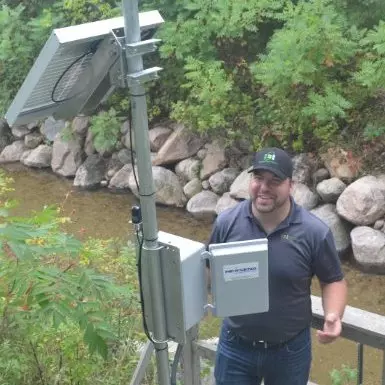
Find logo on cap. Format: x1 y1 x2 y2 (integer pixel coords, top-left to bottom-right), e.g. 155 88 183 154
261 152 276 163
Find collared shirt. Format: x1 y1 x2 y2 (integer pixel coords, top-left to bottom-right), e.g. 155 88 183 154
208 197 344 343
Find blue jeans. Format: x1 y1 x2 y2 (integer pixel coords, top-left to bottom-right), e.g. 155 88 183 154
214 325 312 385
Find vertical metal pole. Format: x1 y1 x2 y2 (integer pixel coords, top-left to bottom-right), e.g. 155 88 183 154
122 2 170 385
357 343 363 385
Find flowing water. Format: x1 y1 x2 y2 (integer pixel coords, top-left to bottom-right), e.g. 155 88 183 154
1 163 384 385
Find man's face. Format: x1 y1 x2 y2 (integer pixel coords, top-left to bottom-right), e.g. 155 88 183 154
249 170 292 214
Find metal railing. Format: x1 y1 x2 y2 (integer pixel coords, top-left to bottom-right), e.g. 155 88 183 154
181 295 385 385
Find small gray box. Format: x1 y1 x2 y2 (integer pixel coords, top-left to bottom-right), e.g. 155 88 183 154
208 239 269 317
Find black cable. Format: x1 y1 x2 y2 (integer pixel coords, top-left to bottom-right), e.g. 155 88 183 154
51 40 100 103
136 229 168 350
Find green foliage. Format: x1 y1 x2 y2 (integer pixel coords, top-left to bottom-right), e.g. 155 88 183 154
355 21 385 92
330 364 357 385
0 171 149 384
89 108 122 153
60 0 120 25
171 58 255 138
0 4 56 114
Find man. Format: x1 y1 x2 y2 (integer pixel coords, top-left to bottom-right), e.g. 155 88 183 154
208 147 347 385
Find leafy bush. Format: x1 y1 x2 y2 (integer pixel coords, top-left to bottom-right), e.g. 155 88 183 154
89 108 122 153
0 171 148 384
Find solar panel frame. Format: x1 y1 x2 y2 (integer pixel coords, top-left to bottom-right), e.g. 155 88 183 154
5 11 164 127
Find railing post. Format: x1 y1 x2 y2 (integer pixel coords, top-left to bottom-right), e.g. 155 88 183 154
181 324 201 385
357 343 364 385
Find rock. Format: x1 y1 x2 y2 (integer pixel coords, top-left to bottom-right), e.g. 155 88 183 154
105 157 124 180
20 150 33 163
117 148 133 165
311 204 352 256
51 134 84 177
175 158 201 183
336 175 385 225
109 164 133 190
24 132 44 149
312 168 330 185
209 168 239 195
316 177 346 203
129 166 187 207
229 170 250 200
186 191 219 220
351 226 385 274
197 149 207 160
72 116 90 137
320 147 361 183
200 140 227 180
21 145 52 168
0 119 14 153
11 125 30 139
292 153 313 184
27 121 39 131
149 125 172 152
74 154 107 188
122 129 135 150
374 219 385 230
216 193 239 215
202 180 210 190
153 124 205 166
0 140 27 163
84 129 96 156
121 120 130 135
291 183 318 210
41 116 67 142
183 178 202 199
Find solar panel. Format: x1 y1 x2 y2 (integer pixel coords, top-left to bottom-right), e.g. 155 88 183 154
5 10 164 127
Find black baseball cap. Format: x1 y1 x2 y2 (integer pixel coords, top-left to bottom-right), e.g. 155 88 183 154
248 147 293 180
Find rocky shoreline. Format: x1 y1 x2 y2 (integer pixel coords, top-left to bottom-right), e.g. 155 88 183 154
0 116 385 274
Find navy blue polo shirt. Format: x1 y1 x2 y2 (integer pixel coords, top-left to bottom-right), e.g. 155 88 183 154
208 197 344 343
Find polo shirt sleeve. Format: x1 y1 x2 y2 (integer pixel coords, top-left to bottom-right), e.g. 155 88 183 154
205 218 225 268
312 229 344 283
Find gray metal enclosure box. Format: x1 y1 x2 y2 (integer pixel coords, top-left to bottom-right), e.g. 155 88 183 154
156 231 207 344
208 239 269 317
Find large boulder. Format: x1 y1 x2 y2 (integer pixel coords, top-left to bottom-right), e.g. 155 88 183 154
109 164 133 190
291 183 318 210
200 140 227 180
292 153 314 184
311 204 352 257
24 132 44 149
0 119 14 153
41 116 67 142
320 147 361 183
51 134 84 177
316 177 346 203
175 158 201 183
74 154 107 188
336 175 385 225
351 226 385 274
216 192 239 215
149 125 172 152
229 170 250 200
129 166 187 207
21 145 52 168
183 178 202 199
0 140 27 163
209 168 239 195
186 191 219 220
72 116 90 137
152 124 205 166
